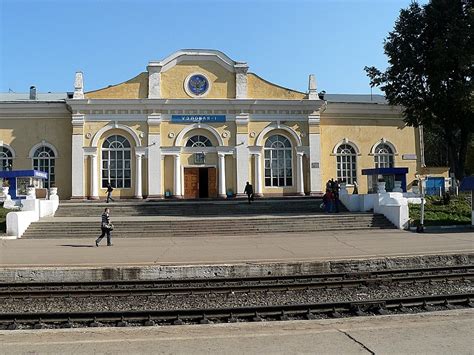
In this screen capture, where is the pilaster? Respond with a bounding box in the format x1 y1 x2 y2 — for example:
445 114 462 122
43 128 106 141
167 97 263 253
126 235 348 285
71 114 85 199
147 63 163 99
235 113 250 196
235 62 249 99
308 113 323 195
147 114 163 199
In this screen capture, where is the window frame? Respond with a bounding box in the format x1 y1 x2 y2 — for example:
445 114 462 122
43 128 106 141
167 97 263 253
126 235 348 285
264 134 293 188
336 144 357 185
0 146 13 171
32 146 56 188
101 135 132 189
374 143 395 168
185 135 213 148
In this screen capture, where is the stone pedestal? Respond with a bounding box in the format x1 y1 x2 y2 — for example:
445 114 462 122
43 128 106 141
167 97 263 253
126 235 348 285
26 187 36 200
393 181 403 193
377 182 386 194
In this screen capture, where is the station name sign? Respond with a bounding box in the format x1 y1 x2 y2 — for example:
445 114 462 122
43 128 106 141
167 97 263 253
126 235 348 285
171 115 226 123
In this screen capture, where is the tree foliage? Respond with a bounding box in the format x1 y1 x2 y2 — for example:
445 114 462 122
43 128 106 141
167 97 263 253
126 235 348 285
365 0 474 178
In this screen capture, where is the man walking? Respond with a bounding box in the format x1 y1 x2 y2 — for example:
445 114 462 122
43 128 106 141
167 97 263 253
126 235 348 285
244 181 254 204
96 208 113 247
106 183 114 203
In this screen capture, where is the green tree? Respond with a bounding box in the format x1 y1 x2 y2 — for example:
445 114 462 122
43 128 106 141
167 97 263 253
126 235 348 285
365 0 474 179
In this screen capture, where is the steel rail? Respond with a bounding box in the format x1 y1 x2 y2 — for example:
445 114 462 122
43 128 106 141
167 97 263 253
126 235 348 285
0 271 472 299
1 265 472 290
0 293 471 329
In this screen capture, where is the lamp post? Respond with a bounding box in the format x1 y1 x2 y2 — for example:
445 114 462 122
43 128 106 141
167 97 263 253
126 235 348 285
416 174 425 233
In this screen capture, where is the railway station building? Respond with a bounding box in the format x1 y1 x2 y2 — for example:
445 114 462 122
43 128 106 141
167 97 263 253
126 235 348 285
0 49 422 200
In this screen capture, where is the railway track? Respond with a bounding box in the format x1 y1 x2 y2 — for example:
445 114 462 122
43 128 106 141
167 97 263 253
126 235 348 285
1 293 472 330
1 265 472 299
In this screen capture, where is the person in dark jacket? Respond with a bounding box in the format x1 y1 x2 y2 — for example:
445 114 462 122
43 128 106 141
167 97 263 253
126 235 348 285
322 189 334 213
106 183 114 203
333 179 340 213
244 181 254 204
96 208 113 246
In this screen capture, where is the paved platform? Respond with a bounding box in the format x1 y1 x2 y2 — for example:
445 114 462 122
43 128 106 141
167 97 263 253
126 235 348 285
0 229 473 282
1 309 472 354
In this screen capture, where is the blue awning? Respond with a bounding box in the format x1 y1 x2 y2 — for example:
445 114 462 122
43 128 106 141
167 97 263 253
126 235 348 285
0 170 47 179
460 176 474 191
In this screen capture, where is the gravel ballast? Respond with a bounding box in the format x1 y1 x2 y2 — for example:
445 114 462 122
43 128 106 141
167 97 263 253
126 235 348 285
2 280 471 314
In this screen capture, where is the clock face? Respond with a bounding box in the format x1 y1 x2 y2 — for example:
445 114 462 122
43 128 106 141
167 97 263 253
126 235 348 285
187 74 209 96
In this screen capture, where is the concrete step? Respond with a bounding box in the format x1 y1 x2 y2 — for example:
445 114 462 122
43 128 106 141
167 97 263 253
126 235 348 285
21 214 395 239
54 199 329 217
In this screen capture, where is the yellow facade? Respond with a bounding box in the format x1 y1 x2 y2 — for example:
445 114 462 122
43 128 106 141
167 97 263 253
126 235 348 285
0 49 422 200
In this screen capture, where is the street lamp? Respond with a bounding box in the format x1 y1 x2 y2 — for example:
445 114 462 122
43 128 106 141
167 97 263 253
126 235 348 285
416 174 425 233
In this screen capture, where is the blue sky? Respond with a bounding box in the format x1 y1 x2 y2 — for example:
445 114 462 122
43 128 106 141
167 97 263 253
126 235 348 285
0 0 424 95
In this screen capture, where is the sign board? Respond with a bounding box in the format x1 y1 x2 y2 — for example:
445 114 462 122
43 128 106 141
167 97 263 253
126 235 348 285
402 154 417 160
194 153 205 165
311 162 320 169
171 115 226 123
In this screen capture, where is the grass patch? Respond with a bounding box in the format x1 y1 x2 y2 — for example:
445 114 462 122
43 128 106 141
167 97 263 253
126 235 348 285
409 193 472 226
0 205 8 233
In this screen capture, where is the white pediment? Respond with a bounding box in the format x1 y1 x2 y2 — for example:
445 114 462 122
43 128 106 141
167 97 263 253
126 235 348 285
148 49 247 73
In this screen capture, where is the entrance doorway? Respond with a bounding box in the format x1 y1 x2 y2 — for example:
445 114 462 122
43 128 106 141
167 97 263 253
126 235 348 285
184 167 217 199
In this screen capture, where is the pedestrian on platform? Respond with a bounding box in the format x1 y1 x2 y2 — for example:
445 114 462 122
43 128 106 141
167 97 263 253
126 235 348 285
353 180 359 194
244 181 254 204
106 183 115 203
333 179 340 213
322 189 334 213
96 208 113 247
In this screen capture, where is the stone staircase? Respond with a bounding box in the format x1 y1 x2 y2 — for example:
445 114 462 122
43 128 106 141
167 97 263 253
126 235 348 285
54 198 325 217
21 214 395 239
21 198 396 239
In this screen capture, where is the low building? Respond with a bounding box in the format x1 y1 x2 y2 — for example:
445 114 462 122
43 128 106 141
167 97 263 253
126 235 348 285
0 49 422 200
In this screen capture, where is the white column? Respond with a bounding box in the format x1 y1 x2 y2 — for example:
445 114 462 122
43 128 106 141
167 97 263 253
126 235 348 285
254 153 263 196
134 153 143 199
296 152 305 195
173 154 182 198
218 153 226 198
235 114 250 197
90 154 99 199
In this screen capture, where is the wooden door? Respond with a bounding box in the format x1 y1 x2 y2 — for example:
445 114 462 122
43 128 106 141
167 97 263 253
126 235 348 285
184 168 199 199
208 167 217 198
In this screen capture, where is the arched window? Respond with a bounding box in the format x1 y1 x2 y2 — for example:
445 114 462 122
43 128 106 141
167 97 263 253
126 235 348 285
186 135 212 147
336 144 357 184
374 143 394 168
0 146 13 171
264 134 292 187
101 135 131 188
32 146 56 188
